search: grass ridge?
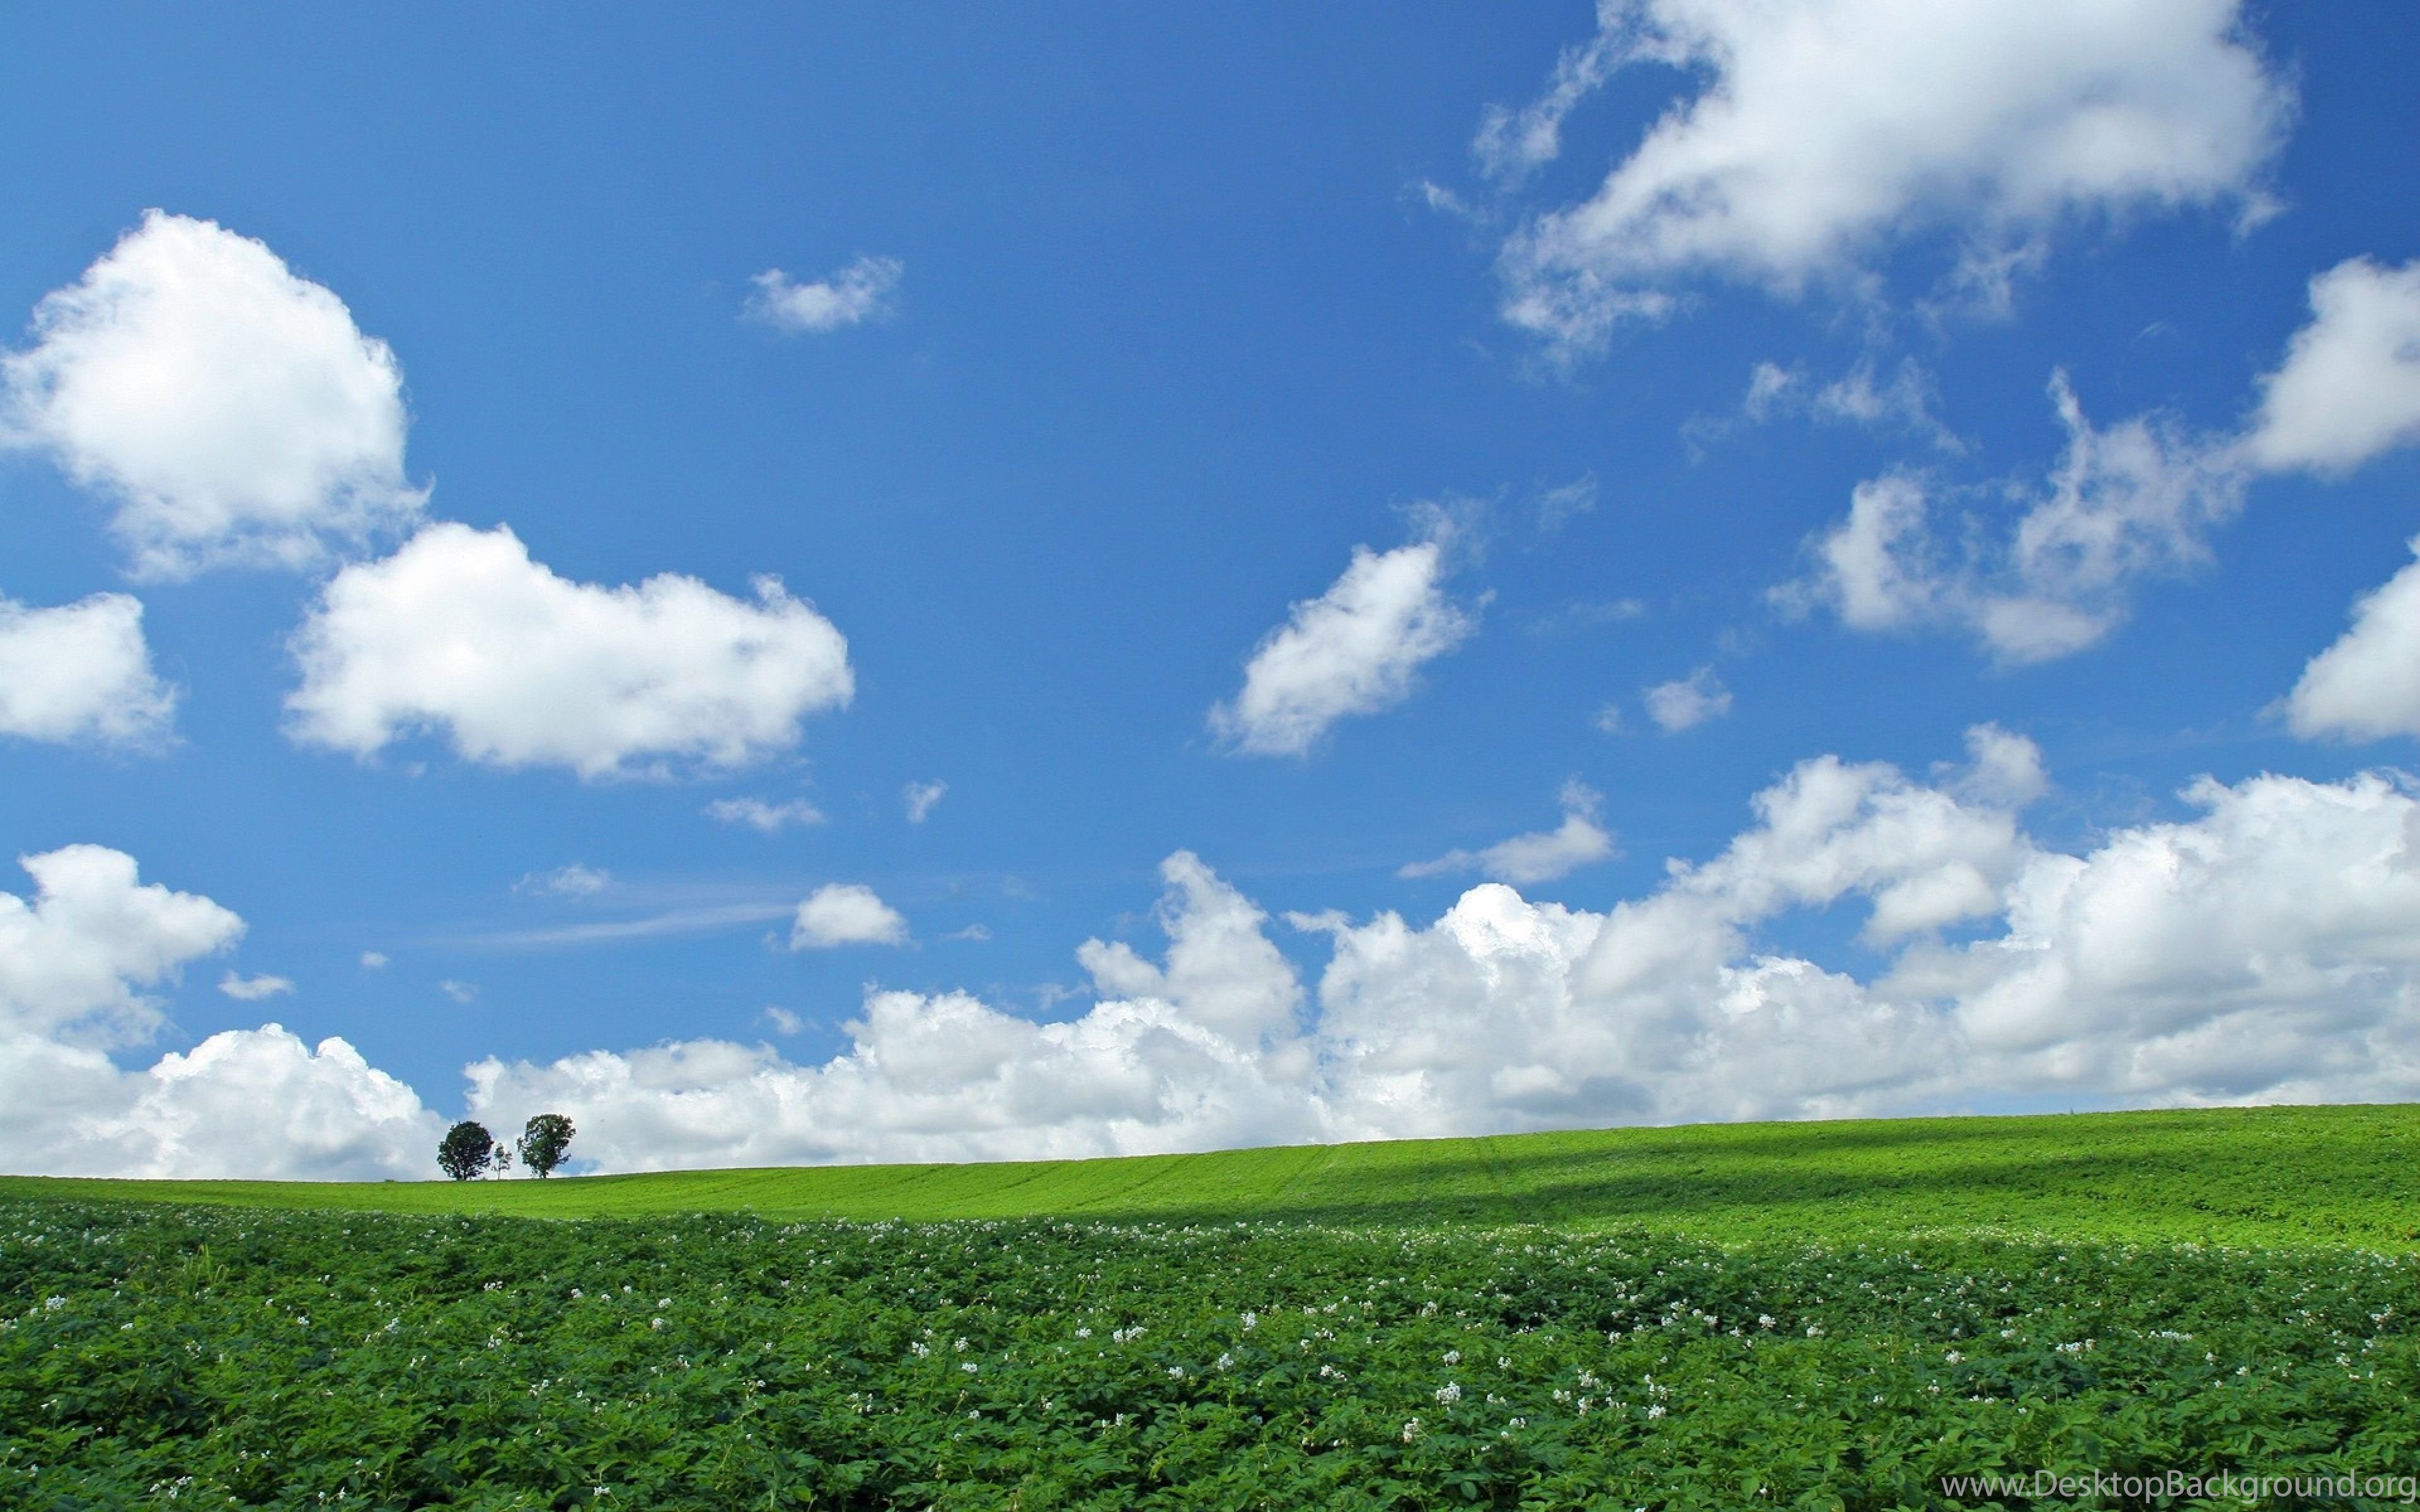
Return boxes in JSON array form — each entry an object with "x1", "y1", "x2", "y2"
[{"x1": 5, "y1": 1102, "x2": 2415, "y2": 1248}]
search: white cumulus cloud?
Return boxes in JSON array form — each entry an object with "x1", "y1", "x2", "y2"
[
  {"x1": 1644, "y1": 668, "x2": 1732, "y2": 732},
  {"x1": 285, "y1": 523, "x2": 853, "y2": 779},
  {"x1": 469, "y1": 852, "x2": 1318, "y2": 1168},
  {"x1": 2241, "y1": 256, "x2": 2420, "y2": 476},
  {"x1": 903, "y1": 779, "x2": 948, "y2": 824},
  {"x1": 0, "y1": 210, "x2": 424, "y2": 576},
  {"x1": 0, "y1": 592, "x2": 178, "y2": 748},
  {"x1": 1490, "y1": 0, "x2": 2290, "y2": 353},
  {"x1": 30, "y1": 730, "x2": 2420, "y2": 1177},
  {"x1": 455, "y1": 732, "x2": 2420, "y2": 1169},
  {"x1": 0, "y1": 844, "x2": 244, "y2": 1045},
  {"x1": 1211, "y1": 538, "x2": 1478, "y2": 757},
  {"x1": 0, "y1": 844, "x2": 442, "y2": 1181},
  {"x1": 746, "y1": 256, "x2": 903, "y2": 333},
  {"x1": 1402, "y1": 781, "x2": 1618, "y2": 885},
  {"x1": 2280, "y1": 536, "x2": 2420, "y2": 743},
  {"x1": 217, "y1": 971, "x2": 292, "y2": 1001},
  {"x1": 790, "y1": 884, "x2": 909, "y2": 949},
  {"x1": 1783, "y1": 373, "x2": 2245, "y2": 663}
]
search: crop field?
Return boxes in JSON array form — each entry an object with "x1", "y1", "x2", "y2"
[
  {"x1": 4, "y1": 1103, "x2": 2416, "y2": 1248},
  {"x1": 4, "y1": 1106, "x2": 2417, "y2": 1509}
]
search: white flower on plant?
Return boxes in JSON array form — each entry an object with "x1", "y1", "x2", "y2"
[{"x1": 1435, "y1": 1382, "x2": 1462, "y2": 1405}]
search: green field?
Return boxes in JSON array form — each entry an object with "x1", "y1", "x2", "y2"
[
  {"x1": 6, "y1": 1102, "x2": 2416, "y2": 1247},
  {"x1": 6, "y1": 1105, "x2": 2418, "y2": 1509}
]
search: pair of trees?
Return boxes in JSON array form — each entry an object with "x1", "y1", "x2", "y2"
[{"x1": 438, "y1": 1113, "x2": 575, "y2": 1181}]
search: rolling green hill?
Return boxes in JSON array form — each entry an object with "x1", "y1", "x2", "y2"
[{"x1": 6, "y1": 1102, "x2": 2414, "y2": 1247}]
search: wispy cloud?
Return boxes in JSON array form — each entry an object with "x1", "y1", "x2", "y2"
[
  {"x1": 451, "y1": 902, "x2": 797, "y2": 950},
  {"x1": 1644, "y1": 668, "x2": 1733, "y2": 733},
  {"x1": 903, "y1": 779, "x2": 948, "y2": 824},
  {"x1": 746, "y1": 255, "x2": 902, "y2": 333},
  {"x1": 705, "y1": 797, "x2": 825, "y2": 833},
  {"x1": 515, "y1": 862, "x2": 610, "y2": 896}
]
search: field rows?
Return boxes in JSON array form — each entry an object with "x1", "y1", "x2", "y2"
[{"x1": 6, "y1": 1200, "x2": 2420, "y2": 1509}]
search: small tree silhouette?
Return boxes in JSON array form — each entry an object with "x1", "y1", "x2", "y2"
[
  {"x1": 437, "y1": 1120, "x2": 504, "y2": 1181},
  {"x1": 517, "y1": 1113, "x2": 576, "y2": 1178}
]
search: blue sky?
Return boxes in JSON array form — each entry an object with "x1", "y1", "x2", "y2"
[{"x1": 6, "y1": 3, "x2": 2420, "y2": 1178}]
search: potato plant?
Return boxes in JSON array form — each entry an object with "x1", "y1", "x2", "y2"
[{"x1": 3, "y1": 1200, "x2": 2415, "y2": 1509}]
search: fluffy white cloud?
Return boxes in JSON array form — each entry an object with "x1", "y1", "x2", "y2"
[
  {"x1": 217, "y1": 971, "x2": 292, "y2": 1001},
  {"x1": 2281, "y1": 536, "x2": 2420, "y2": 743},
  {"x1": 746, "y1": 256, "x2": 903, "y2": 333},
  {"x1": 32, "y1": 731, "x2": 2420, "y2": 1177},
  {"x1": 902, "y1": 779, "x2": 948, "y2": 824},
  {"x1": 705, "y1": 796, "x2": 826, "y2": 832},
  {"x1": 1402, "y1": 781, "x2": 1617, "y2": 885},
  {"x1": 0, "y1": 592, "x2": 177, "y2": 748},
  {"x1": 360, "y1": 951, "x2": 388, "y2": 969},
  {"x1": 0, "y1": 845, "x2": 441, "y2": 1180},
  {"x1": 1784, "y1": 374, "x2": 2245, "y2": 663},
  {"x1": 1490, "y1": 0, "x2": 2290, "y2": 352},
  {"x1": 2242, "y1": 257, "x2": 2420, "y2": 476},
  {"x1": 1314, "y1": 736, "x2": 2420, "y2": 1137},
  {"x1": 463, "y1": 731, "x2": 2420, "y2": 1169},
  {"x1": 0, "y1": 845, "x2": 243, "y2": 1044},
  {"x1": 0, "y1": 211, "x2": 424, "y2": 576},
  {"x1": 1075, "y1": 852, "x2": 1303, "y2": 1049},
  {"x1": 790, "y1": 884, "x2": 909, "y2": 949},
  {"x1": 470, "y1": 853, "x2": 1319, "y2": 1167},
  {"x1": 285, "y1": 523, "x2": 853, "y2": 779},
  {"x1": 0, "y1": 1023, "x2": 444, "y2": 1181},
  {"x1": 1643, "y1": 668, "x2": 1732, "y2": 732},
  {"x1": 1211, "y1": 539, "x2": 1478, "y2": 756}
]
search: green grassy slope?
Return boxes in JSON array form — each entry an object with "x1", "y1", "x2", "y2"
[{"x1": 5, "y1": 1103, "x2": 2414, "y2": 1247}]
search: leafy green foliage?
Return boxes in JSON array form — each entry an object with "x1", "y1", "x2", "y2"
[
  {"x1": 437, "y1": 1121, "x2": 504, "y2": 1183},
  {"x1": 4, "y1": 1199, "x2": 2416, "y2": 1508},
  {"x1": 519, "y1": 1114, "x2": 576, "y2": 1179}
]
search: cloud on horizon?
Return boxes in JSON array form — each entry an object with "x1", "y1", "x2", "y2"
[{"x1": 9, "y1": 727, "x2": 2412, "y2": 1179}]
